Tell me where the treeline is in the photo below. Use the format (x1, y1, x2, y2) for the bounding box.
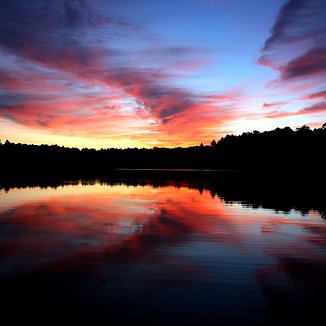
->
(212, 124, 325, 171)
(0, 124, 325, 176)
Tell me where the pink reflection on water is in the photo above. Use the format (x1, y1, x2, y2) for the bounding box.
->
(0, 183, 324, 272)
(0, 182, 325, 324)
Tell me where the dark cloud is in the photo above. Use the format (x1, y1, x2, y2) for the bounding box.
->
(259, 0, 326, 81)
(266, 101, 326, 118)
(0, 93, 31, 107)
(301, 101, 326, 114)
(262, 0, 325, 51)
(0, 0, 134, 69)
(63, 0, 89, 28)
(0, 68, 23, 89)
(302, 90, 326, 100)
(100, 67, 198, 119)
(262, 0, 326, 51)
(0, 2, 85, 68)
(281, 47, 326, 80)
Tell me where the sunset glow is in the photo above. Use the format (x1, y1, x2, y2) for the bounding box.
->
(0, 0, 325, 148)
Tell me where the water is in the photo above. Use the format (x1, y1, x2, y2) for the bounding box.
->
(0, 179, 325, 325)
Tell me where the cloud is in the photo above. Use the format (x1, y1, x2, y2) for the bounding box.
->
(298, 101, 326, 114)
(266, 101, 326, 118)
(262, 0, 325, 51)
(262, 102, 289, 109)
(0, 0, 238, 146)
(280, 47, 326, 80)
(259, 0, 326, 82)
(0, 69, 25, 90)
(301, 90, 326, 100)
(0, 0, 135, 71)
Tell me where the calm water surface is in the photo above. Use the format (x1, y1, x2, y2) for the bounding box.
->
(0, 181, 325, 325)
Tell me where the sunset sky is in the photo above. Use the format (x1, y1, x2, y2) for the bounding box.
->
(0, 0, 325, 148)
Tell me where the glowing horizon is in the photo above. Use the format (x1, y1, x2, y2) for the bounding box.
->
(0, 0, 325, 149)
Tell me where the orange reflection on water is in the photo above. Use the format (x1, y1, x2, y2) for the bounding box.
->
(0, 182, 325, 325)
(0, 183, 324, 270)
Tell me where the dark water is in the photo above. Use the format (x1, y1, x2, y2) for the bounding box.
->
(0, 178, 325, 325)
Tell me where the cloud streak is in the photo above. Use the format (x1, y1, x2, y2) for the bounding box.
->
(0, 0, 241, 146)
(280, 47, 326, 80)
(259, 0, 326, 83)
(262, 102, 289, 109)
(266, 101, 326, 119)
(257, 0, 326, 129)
(301, 90, 326, 100)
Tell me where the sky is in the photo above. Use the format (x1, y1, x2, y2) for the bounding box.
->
(0, 0, 325, 148)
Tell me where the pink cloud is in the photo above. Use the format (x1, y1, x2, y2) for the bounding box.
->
(266, 101, 326, 118)
(301, 90, 326, 100)
(0, 1, 248, 147)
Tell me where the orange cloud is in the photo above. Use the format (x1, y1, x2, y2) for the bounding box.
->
(0, 0, 245, 147)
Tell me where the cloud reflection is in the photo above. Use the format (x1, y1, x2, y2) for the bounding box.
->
(0, 181, 325, 324)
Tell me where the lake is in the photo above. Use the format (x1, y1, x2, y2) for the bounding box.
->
(0, 176, 325, 325)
